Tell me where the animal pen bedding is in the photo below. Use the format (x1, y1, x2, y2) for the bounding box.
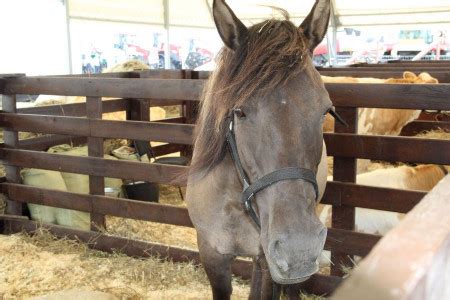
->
(0, 229, 251, 299)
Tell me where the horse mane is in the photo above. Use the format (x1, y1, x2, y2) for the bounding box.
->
(190, 13, 310, 178)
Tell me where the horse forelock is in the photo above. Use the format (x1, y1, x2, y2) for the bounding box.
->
(190, 15, 310, 178)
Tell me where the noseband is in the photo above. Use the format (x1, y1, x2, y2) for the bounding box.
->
(226, 111, 319, 229)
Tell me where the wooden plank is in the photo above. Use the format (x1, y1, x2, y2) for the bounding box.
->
(0, 113, 194, 145)
(191, 69, 450, 82)
(1, 94, 22, 215)
(189, 70, 450, 83)
(320, 66, 450, 72)
(326, 83, 450, 110)
(129, 98, 150, 122)
(325, 133, 450, 165)
(182, 70, 197, 158)
(152, 144, 186, 157)
(418, 111, 450, 122)
(137, 69, 186, 79)
(331, 107, 357, 276)
(3, 77, 204, 100)
(17, 98, 129, 116)
(2, 183, 193, 227)
(325, 228, 381, 258)
(320, 71, 450, 83)
(400, 120, 450, 136)
(1, 217, 342, 296)
(0, 149, 187, 185)
(154, 117, 186, 124)
(36, 72, 141, 78)
(322, 181, 426, 213)
(332, 176, 450, 300)
(5, 77, 450, 110)
(0, 182, 379, 258)
(16, 135, 87, 151)
(4, 114, 450, 160)
(86, 96, 105, 230)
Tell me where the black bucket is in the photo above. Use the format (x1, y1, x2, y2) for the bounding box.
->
(123, 181, 159, 202)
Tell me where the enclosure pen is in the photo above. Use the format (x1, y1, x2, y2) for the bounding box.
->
(0, 64, 449, 296)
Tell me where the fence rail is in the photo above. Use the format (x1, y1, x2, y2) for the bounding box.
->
(0, 68, 449, 295)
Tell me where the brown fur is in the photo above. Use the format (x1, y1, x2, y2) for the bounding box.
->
(191, 17, 310, 177)
(322, 72, 439, 135)
(404, 165, 447, 191)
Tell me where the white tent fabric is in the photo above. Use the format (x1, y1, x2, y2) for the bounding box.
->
(68, 0, 450, 28)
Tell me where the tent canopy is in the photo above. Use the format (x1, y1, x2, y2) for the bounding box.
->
(68, 0, 450, 28)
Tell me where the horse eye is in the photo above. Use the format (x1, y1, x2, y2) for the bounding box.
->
(234, 108, 246, 119)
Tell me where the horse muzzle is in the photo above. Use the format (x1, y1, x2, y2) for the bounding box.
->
(266, 226, 327, 284)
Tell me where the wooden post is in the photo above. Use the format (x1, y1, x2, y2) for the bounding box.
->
(129, 98, 150, 122)
(332, 176, 450, 300)
(181, 70, 197, 159)
(2, 94, 23, 215)
(86, 96, 105, 230)
(330, 106, 358, 276)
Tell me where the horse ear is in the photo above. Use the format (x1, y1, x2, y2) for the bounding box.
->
(299, 0, 331, 51)
(213, 0, 248, 50)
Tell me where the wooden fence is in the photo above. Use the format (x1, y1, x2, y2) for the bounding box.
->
(0, 65, 449, 296)
(331, 175, 450, 300)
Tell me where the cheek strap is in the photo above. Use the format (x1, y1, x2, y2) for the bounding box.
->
(226, 116, 319, 229)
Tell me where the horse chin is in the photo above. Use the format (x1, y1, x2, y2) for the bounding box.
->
(266, 259, 319, 285)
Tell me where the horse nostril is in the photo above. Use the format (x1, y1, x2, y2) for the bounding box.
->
(319, 226, 327, 238)
(272, 240, 289, 273)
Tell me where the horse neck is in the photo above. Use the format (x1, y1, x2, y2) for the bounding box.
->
(190, 151, 243, 196)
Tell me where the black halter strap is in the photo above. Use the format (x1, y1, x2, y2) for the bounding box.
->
(226, 113, 319, 229)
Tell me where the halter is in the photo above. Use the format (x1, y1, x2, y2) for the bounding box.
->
(226, 111, 319, 229)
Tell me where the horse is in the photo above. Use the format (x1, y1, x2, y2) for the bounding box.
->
(186, 0, 333, 298)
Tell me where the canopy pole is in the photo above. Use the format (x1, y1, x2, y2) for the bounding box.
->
(163, 0, 170, 69)
(328, 0, 339, 66)
(64, 0, 73, 74)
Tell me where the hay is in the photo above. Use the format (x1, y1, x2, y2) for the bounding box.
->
(415, 128, 450, 140)
(105, 185, 193, 249)
(159, 184, 186, 207)
(106, 216, 198, 250)
(0, 229, 250, 299)
(299, 293, 326, 300)
(415, 129, 450, 172)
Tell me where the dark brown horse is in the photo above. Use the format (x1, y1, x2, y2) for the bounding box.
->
(186, 0, 331, 298)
